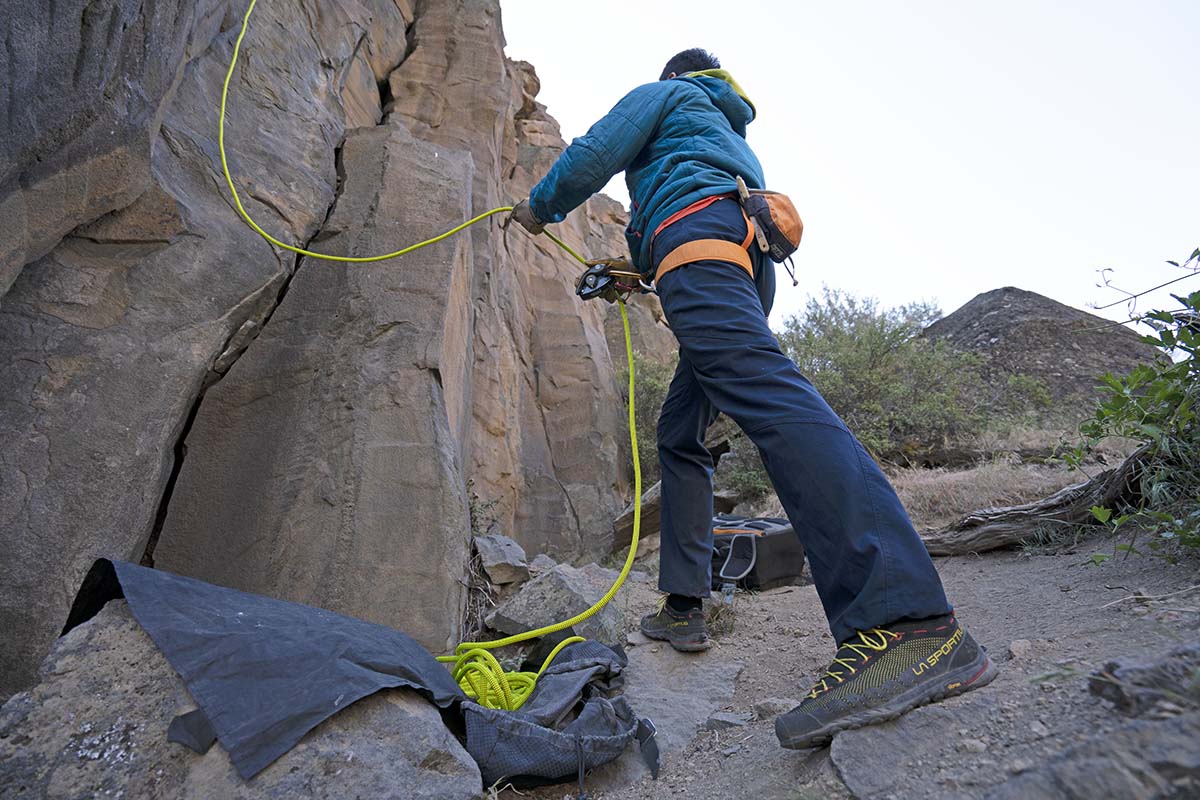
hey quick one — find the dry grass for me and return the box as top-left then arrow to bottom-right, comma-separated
890,459 -> 1087,530
969,425 -> 1142,460
742,458 -> 1090,533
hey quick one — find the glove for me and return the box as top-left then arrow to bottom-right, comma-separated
506,198 -> 545,235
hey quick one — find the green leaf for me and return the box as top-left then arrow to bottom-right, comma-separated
1089,553 -> 1111,566
1091,506 -> 1112,524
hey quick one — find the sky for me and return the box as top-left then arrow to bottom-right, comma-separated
500,0 -> 1199,329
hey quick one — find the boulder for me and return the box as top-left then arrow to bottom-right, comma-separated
985,713 -> 1200,800
829,691 -> 1002,799
586,643 -> 744,792
528,553 -> 558,573
473,534 -> 530,585
485,563 -> 624,644
1089,640 -> 1200,716
0,601 -> 482,799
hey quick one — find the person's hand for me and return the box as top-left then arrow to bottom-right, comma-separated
506,199 -> 545,235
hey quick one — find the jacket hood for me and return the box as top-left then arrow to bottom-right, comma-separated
684,69 -> 757,123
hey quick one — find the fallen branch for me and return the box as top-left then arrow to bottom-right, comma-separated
1099,584 -> 1200,610
920,445 -> 1148,556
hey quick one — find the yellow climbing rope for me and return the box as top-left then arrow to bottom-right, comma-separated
220,0 -> 642,711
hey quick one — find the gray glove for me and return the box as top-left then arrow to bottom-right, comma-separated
506,198 -> 545,235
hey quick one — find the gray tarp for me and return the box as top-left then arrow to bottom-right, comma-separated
64,560 -> 641,786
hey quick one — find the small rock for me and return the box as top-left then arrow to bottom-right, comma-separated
721,745 -> 742,757
1029,720 -> 1050,738
1007,639 -> 1034,661
626,631 -> 652,647
1009,758 -> 1035,774
473,534 -> 530,585
753,697 -> 799,719
958,738 -> 988,753
528,553 -> 557,573
704,711 -> 752,730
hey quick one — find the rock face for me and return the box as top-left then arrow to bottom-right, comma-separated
151,119 -> 478,652
0,0 -> 673,698
0,0 -> 221,296
924,287 -> 1159,412
0,601 -> 482,799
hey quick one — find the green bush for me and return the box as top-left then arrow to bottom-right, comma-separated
775,288 -> 1047,464
625,288 -> 1050,503
1070,251 -> 1200,558
624,353 -> 675,486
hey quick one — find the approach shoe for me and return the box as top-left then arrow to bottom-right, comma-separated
640,599 -> 712,652
775,614 -> 997,749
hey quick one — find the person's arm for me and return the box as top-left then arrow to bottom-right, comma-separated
527,82 -> 670,224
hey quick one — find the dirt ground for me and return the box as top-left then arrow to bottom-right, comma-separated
506,540 -> 1200,799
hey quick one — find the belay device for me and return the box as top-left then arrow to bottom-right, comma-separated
575,259 -> 648,303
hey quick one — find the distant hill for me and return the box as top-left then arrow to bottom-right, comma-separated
924,287 -> 1159,413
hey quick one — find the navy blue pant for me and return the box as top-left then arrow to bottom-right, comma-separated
651,198 -> 951,644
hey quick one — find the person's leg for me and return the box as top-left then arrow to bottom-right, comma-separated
639,354 -> 719,651
655,354 -> 720,601
656,258 -> 996,747
656,259 -> 951,641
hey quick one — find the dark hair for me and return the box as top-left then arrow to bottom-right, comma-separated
659,49 -> 720,81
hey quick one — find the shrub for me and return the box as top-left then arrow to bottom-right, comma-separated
775,287 -> 1046,464
1069,251 -> 1200,558
624,353 -> 676,486
627,288 -> 1050,501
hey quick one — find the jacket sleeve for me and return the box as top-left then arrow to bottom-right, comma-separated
529,82 -> 669,223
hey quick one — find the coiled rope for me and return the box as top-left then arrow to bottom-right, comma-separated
220,0 -> 642,711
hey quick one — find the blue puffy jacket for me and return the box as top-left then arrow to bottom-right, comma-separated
529,70 -> 766,275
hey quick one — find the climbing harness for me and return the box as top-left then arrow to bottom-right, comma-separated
220,0 -> 642,712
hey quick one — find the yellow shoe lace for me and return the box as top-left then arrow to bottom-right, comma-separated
806,628 -> 902,699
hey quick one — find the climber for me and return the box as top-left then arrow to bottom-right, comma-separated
506,48 -> 998,751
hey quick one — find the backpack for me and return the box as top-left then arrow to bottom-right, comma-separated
710,515 -> 808,603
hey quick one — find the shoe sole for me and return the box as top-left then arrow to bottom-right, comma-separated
776,648 -> 999,750
639,626 -> 712,652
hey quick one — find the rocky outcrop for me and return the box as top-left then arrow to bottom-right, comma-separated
923,287 -> 1159,412
984,713 -> 1200,800
0,0 -> 673,699
0,601 -> 482,799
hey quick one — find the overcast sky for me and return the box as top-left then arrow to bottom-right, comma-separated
500,0 -> 1199,329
